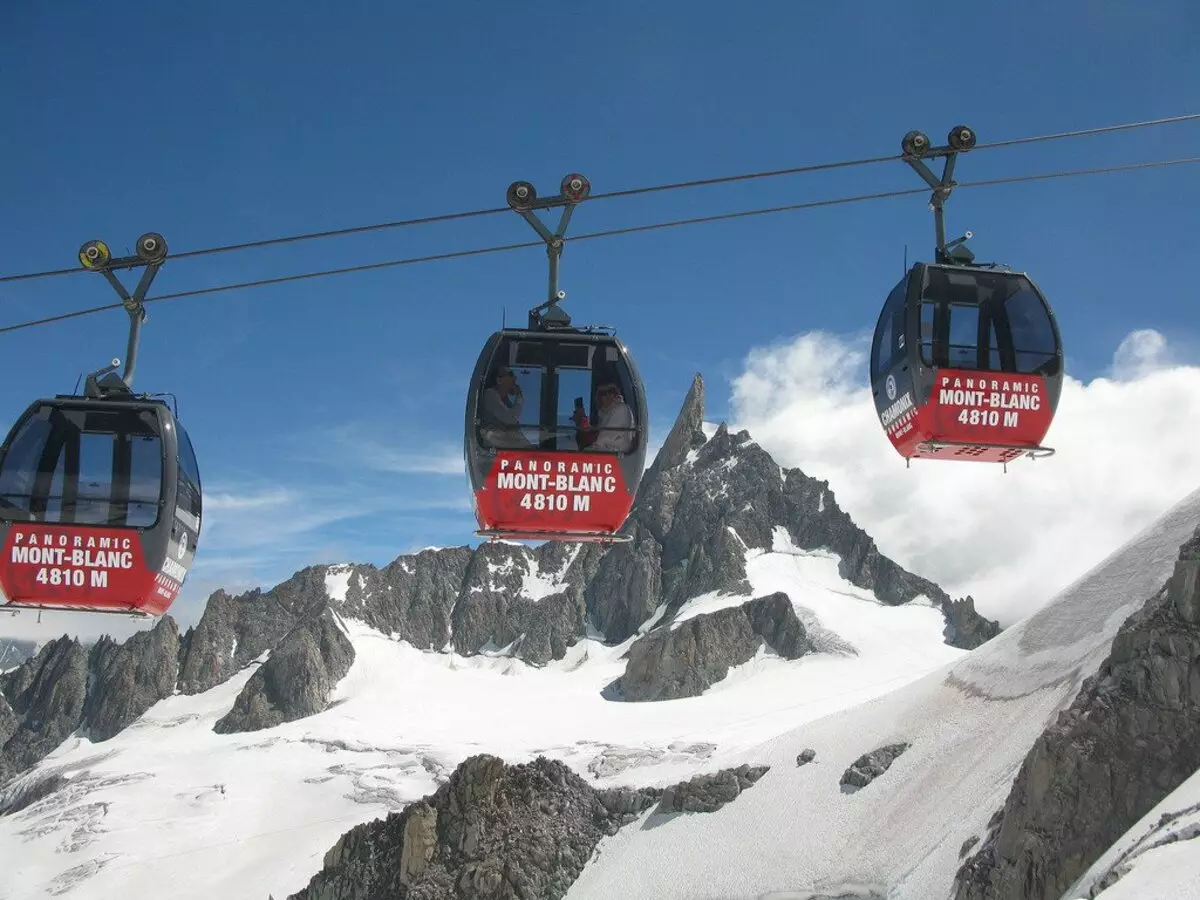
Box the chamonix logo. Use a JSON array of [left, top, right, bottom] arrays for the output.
[[885, 374, 897, 401]]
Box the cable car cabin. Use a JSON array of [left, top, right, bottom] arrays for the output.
[[870, 262, 1064, 464], [465, 329, 648, 542], [0, 395, 202, 616]]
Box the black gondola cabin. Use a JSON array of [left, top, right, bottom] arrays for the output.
[[870, 262, 1064, 463], [0, 231, 202, 616], [465, 327, 648, 541], [0, 390, 202, 617]]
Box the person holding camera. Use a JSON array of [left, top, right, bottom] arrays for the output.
[[480, 365, 533, 448], [574, 381, 634, 453]]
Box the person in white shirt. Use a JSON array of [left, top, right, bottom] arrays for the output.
[[576, 382, 635, 453], [480, 366, 533, 448]]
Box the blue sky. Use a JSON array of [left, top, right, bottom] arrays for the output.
[[2, 0, 1198, 638]]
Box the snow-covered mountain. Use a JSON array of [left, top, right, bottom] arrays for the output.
[[0, 639, 37, 673], [0, 580, 967, 900], [3, 374, 1196, 899], [0, 374, 995, 898], [566, 487, 1200, 900], [284, 486, 1200, 900]]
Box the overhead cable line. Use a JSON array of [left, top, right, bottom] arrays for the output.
[[1, 112, 1197, 285], [1, 154, 1195, 337]]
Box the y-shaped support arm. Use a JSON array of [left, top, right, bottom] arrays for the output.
[[899, 126, 977, 264], [505, 174, 591, 328], [78, 232, 168, 389]]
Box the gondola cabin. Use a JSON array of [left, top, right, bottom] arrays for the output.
[[0, 390, 202, 616], [870, 262, 1063, 463], [465, 328, 648, 542]]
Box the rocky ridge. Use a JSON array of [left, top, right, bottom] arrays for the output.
[[1, 373, 997, 785], [839, 742, 911, 792], [288, 754, 770, 900], [0, 618, 179, 784], [214, 607, 356, 735], [162, 373, 989, 722], [952, 524, 1200, 900], [609, 592, 811, 701]]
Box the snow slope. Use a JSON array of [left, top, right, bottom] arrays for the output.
[[566, 486, 1200, 900], [0, 537, 965, 900], [1067, 766, 1200, 899]]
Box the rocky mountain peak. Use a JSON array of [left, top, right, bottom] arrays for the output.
[[1, 621, 179, 784], [0, 371, 1000, 785], [646, 372, 706, 475]]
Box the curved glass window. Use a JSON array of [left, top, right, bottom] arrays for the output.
[[918, 268, 1059, 375], [0, 404, 164, 527], [176, 423, 203, 526], [1004, 284, 1060, 375], [872, 276, 909, 380], [474, 337, 641, 455]]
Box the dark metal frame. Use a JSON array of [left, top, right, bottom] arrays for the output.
[[505, 173, 592, 329], [900, 125, 979, 265], [78, 232, 169, 392], [0, 396, 188, 619]]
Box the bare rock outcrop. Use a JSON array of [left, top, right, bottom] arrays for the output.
[[449, 542, 602, 666], [290, 753, 771, 900], [0, 620, 181, 784], [337, 547, 473, 650], [0, 638, 88, 782], [942, 595, 1001, 650], [839, 742, 910, 792], [289, 755, 659, 900], [177, 565, 333, 695], [0, 638, 37, 672], [82, 617, 180, 741], [601, 373, 997, 652], [655, 763, 770, 814], [610, 592, 811, 701], [214, 607, 354, 735]]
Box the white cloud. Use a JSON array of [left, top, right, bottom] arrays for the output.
[[1111, 328, 1173, 381], [304, 424, 465, 476], [200, 485, 366, 552], [203, 489, 294, 511], [728, 328, 1200, 626], [349, 442, 465, 476]]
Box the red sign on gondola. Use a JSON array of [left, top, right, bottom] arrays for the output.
[[885, 369, 1055, 462], [474, 451, 632, 539], [0, 523, 174, 615]]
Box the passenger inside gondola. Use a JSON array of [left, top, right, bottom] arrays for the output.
[[1005, 284, 1061, 375], [479, 365, 533, 448], [575, 381, 635, 453]]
